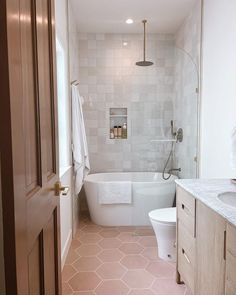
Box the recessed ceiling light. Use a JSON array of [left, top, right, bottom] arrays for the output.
[[126, 19, 133, 24]]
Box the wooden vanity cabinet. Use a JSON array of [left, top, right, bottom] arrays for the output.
[[176, 186, 230, 295], [176, 186, 196, 294], [225, 224, 236, 294], [196, 201, 226, 295]]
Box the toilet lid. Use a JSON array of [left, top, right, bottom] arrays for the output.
[[149, 207, 176, 224]]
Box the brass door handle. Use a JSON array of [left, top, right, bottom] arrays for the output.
[[51, 181, 69, 196]]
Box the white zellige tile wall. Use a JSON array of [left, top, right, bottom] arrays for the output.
[[78, 33, 176, 173]]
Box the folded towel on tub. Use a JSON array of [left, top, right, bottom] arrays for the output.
[[98, 181, 132, 204]]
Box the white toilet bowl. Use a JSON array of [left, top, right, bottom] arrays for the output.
[[149, 207, 176, 262]]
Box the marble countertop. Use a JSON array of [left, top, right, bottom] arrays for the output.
[[175, 179, 236, 226]]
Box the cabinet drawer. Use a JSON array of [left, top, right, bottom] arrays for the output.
[[226, 251, 236, 289], [227, 223, 236, 257], [225, 280, 236, 295], [178, 220, 195, 293], [177, 186, 196, 237]]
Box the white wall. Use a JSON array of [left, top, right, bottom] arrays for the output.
[[200, 0, 236, 178], [55, 0, 73, 267]]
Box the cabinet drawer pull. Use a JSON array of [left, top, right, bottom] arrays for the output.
[[182, 248, 190, 264], [182, 204, 185, 210]]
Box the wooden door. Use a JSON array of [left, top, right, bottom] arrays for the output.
[[0, 0, 62, 294], [196, 201, 226, 295]]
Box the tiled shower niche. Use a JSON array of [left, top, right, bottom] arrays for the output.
[[109, 108, 128, 139]]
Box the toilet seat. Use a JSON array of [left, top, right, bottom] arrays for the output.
[[149, 207, 176, 225]]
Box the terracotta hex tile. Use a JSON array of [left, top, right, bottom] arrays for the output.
[[96, 262, 126, 279], [75, 230, 86, 239], [62, 282, 73, 295], [146, 261, 175, 278], [62, 265, 77, 282], [141, 247, 159, 261], [119, 243, 143, 255], [99, 229, 120, 238], [135, 227, 155, 236], [95, 280, 129, 295], [82, 225, 102, 233], [79, 233, 102, 244], [118, 232, 140, 243], [98, 238, 122, 249], [76, 244, 101, 257], [73, 257, 101, 272], [98, 249, 123, 262], [70, 239, 82, 250], [120, 255, 148, 269], [65, 250, 80, 264], [129, 290, 155, 295], [73, 292, 95, 295], [139, 237, 157, 247], [118, 226, 136, 232], [152, 278, 186, 295], [68, 272, 101, 291], [122, 270, 155, 288]]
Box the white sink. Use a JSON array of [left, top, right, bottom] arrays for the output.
[[217, 192, 236, 208]]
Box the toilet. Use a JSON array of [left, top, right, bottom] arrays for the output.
[[149, 207, 176, 262]]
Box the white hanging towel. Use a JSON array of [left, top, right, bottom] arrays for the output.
[[231, 127, 236, 170], [98, 182, 132, 204], [71, 85, 90, 195]]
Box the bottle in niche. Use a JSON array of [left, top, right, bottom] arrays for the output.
[[110, 128, 114, 139], [113, 126, 118, 138], [118, 126, 122, 139], [122, 123, 127, 139]]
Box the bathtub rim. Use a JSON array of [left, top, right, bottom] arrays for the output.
[[84, 172, 178, 184]]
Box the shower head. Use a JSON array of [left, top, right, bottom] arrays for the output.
[[136, 20, 154, 67], [136, 61, 154, 66]]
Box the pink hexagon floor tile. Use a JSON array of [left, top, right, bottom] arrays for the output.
[[79, 233, 102, 244], [99, 229, 120, 238], [68, 272, 101, 291], [141, 247, 159, 261], [119, 243, 143, 255], [129, 289, 155, 295], [146, 261, 175, 278], [139, 236, 157, 247], [82, 225, 102, 233], [120, 255, 148, 269], [72, 257, 101, 272], [118, 226, 136, 232], [118, 232, 140, 243], [73, 292, 95, 295], [70, 239, 82, 250], [72, 292, 95, 295], [95, 280, 129, 295], [98, 249, 123, 262], [134, 227, 155, 237], [98, 238, 122, 249], [96, 262, 126, 279], [62, 282, 73, 295], [76, 244, 102, 257], [122, 269, 155, 288], [152, 278, 186, 295], [65, 249, 80, 265], [62, 265, 77, 282]]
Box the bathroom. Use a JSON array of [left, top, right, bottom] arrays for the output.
[[1, 0, 236, 294]]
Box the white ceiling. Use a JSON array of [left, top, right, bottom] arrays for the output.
[[70, 0, 197, 34]]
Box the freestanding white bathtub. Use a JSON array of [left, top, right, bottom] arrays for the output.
[[84, 172, 177, 226]]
